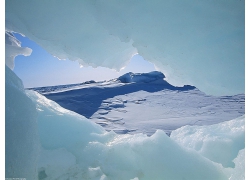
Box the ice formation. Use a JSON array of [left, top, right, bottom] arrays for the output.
[[117, 71, 165, 83], [5, 0, 245, 179], [171, 115, 245, 168], [5, 0, 244, 95], [21, 89, 231, 180], [5, 65, 39, 179], [5, 31, 32, 70], [29, 73, 244, 136], [5, 65, 245, 179]]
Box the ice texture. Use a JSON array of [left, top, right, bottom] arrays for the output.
[[5, 65, 39, 179], [5, 1, 245, 178], [228, 149, 245, 180], [171, 115, 245, 168], [5, 67, 244, 179], [27, 89, 230, 180], [5, 0, 244, 95], [5, 31, 32, 70]]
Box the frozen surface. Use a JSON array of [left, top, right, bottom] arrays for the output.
[[5, 65, 39, 179], [171, 116, 245, 180], [5, 31, 32, 70], [5, 1, 245, 178], [27, 90, 245, 180], [117, 71, 165, 83], [228, 149, 245, 180], [25, 90, 227, 179], [6, 67, 245, 179], [31, 72, 245, 136], [171, 115, 245, 168], [5, 0, 244, 95]]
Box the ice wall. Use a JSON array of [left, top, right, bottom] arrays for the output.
[[5, 0, 244, 95], [5, 65, 39, 179]]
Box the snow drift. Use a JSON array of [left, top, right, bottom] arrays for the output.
[[5, 0, 244, 95], [116, 71, 165, 83], [117, 71, 165, 83], [30, 72, 244, 136], [5, 65, 245, 179]]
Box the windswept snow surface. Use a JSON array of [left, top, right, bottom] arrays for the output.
[[5, 0, 244, 95], [30, 72, 245, 136], [6, 68, 245, 179]]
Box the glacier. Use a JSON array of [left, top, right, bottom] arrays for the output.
[[5, 1, 245, 179], [5, 0, 244, 96]]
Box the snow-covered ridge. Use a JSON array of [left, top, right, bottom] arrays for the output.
[[28, 71, 196, 94], [29, 71, 244, 136], [6, 66, 245, 179], [116, 71, 165, 83]]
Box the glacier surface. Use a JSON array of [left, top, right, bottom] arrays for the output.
[[5, 0, 244, 95]]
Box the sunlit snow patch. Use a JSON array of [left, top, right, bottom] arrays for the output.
[[6, 65, 244, 179], [25, 89, 244, 180]]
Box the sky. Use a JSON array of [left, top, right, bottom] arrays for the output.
[[13, 33, 156, 88]]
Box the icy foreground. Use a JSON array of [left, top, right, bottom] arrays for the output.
[[31, 72, 244, 136], [6, 66, 244, 179], [5, 0, 244, 95]]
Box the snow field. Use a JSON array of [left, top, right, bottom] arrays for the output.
[[6, 66, 245, 179]]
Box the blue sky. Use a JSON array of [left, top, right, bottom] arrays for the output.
[[13, 33, 156, 88]]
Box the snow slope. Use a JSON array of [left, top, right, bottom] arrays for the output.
[[29, 72, 245, 136], [6, 66, 245, 179]]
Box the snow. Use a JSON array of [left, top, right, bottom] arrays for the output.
[[25, 89, 232, 179], [5, 1, 245, 179], [5, 0, 244, 95], [117, 71, 165, 83], [32, 72, 244, 136], [5, 67, 245, 179], [228, 149, 245, 180], [171, 115, 245, 168]]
